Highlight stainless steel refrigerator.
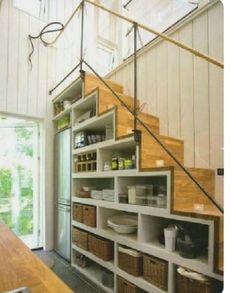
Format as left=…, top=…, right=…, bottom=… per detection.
left=54, top=128, right=71, bottom=261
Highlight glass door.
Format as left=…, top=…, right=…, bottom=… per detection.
left=0, top=115, right=41, bottom=249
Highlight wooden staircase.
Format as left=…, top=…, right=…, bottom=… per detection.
left=82, top=71, right=223, bottom=274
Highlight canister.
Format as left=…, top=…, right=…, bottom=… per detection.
left=157, top=194, right=167, bottom=208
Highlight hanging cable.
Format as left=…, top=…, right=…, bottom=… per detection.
left=28, top=22, right=64, bottom=69
left=28, top=21, right=64, bottom=69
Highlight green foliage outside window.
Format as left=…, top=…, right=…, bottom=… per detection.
left=0, top=169, right=12, bottom=198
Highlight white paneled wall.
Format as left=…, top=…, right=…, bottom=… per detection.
left=107, top=1, right=224, bottom=206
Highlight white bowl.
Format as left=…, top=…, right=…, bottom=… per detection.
left=107, top=214, right=137, bottom=234
left=82, top=186, right=96, bottom=192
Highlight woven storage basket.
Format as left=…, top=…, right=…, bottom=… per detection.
left=143, top=254, right=168, bottom=290
left=83, top=205, right=96, bottom=227
left=117, top=276, right=145, bottom=293
left=72, top=228, right=89, bottom=250
left=176, top=267, right=223, bottom=293
left=74, top=191, right=91, bottom=198
left=118, top=246, right=143, bottom=276
left=88, top=234, right=113, bottom=261
left=73, top=204, right=83, bottom=223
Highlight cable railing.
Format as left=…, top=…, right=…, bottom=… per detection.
left=49, top=0, right=224, bottom=215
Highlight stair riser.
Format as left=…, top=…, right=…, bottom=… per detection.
left=173, top=169, right=215, bottom=212
left=84, top=73, right=123, bottom=95
left=115, top=108, right=160, bottom=138
left=97, top=88, right=137, bottom=115
left=140, top=134, right=184, bottom=168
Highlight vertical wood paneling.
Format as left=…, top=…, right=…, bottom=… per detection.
left=0, top=0, right=9, bottom=111
left=193, top=12, right=210, bottom=168
left=56, top=0, right=65, bottom=84
left=18, top=12, right=29, bottom=114
left=167, top=32, right=180, bottom=138
left=28, top=17, right=39, bottom=116
left=37, top=21, right=48, bottom=117
left=128, top=61, right=134, bottom=97
left=208, top=2, right=224, bottom=205
left=7, top=2, right=19, bottom=113
left=179, top=22, right=195, bottom=167
left=137, top=54, right=146, bottom=104
left=64, top=0, right=74, bottom=85
left=156, top=42, right=168, bottom=135
left=145, top=47, right=157, bottom=116
left=47, top=0, right=57, bottom=95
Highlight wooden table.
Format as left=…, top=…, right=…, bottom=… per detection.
left=0, top=222, right=73, bottom=293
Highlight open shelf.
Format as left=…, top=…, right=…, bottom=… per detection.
left=53, top=106, right=71, bottom=121
left=72, top=244, right=115, bottom=272
left=72, top=110, right=114, bottom=133
left=117, top=269, right=167, bottom=293
left=73, top=263, right=114, bottom=293
left=52, top=76, right=83, bottom=103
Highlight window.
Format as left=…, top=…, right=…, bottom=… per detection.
left=13, top=0, right=48, bottom=20
left=96, top=39, right=116, bottom=76
left=122, top=0, right=199, bottom=59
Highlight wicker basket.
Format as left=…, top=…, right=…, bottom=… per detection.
left=72, top=228, right=89, bottom=250
left=73, top=204, right=83, bottom=223
left=74, top=191, right=91, bottom=198
left=88, top=234, right=114, bottom=261
left=176, top=267, right=223, bottom=293
left=117, top=276, right=145, bottom=293
left=118, top=246, right=143, bottom=276
left=83, top=205, right=96, bottom=227
left=143, top=254, right=168, bottom=290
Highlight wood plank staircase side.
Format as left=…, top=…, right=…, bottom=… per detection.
left=140, top=132, right=184, bottom=168
left=97, top=87, right=139, bottom=114
left=172, top=168, right=219, bottom=215
left=84, top=72, right=124, bottom=95
left=115, top=107, right=160, bottom=138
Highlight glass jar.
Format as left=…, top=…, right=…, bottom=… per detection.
left=104, top=161, right=111, bottom=171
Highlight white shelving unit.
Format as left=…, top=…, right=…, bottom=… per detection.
left=52, top=75, right=223, bottom=293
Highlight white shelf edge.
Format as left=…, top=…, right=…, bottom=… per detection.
left=72, top=244, right=115, bottom=272
left=72, top=90, right=97, bottom=110
left=72, top=221, right=138, bottom=250
left=72, top=138, right=115, bottom=154
left=52, top=107, right=71, bottom=121
left=72, top=197, right=169, bottom=217
left=117, top=268, right=167, bottom=293
left=72, top=110, right=114, bottom=132
left=52, top=76, right=83, bottom=103
left=72, top=263, right=114, bottom=293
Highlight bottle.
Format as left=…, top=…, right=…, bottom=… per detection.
left=111, top=157, right=118, bottom=170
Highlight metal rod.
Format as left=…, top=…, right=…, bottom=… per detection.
left=49, top=60, right=82, bottom=95
left=80, top=0, right=85, bottom=72
left=84, top=0, right=223, bottom=68
left=133, top=22, right=138, bottom=131
left=123, top=0, right=134, bottom=9
left=81, top=59, right=223, bottom=214
left=47, top=1, right=82, bottom=46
